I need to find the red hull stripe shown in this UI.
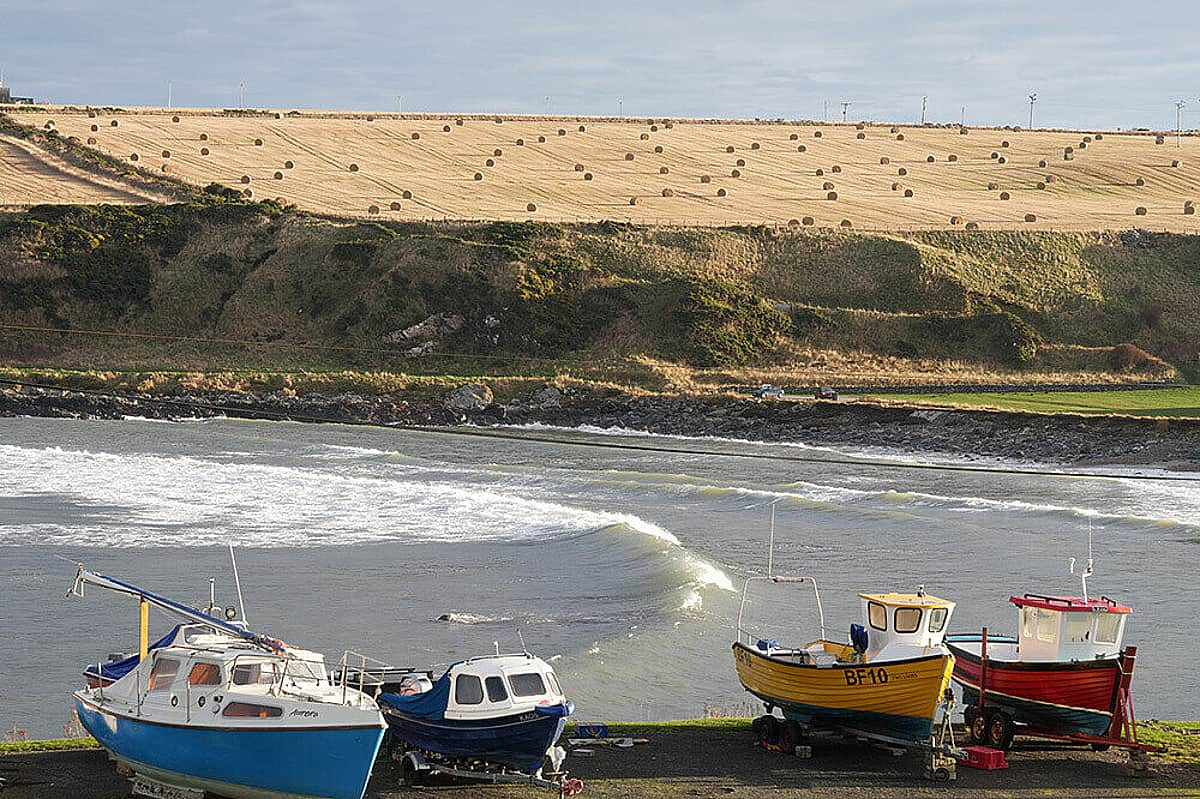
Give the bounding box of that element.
[949,648,1120,714]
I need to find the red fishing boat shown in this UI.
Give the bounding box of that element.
[946,549,1162,753]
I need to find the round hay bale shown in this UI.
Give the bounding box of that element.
[950,215,963,225]
[87,137,97,145]
[716,188,728,197]
[799,216,813,226]
[751,142,761,150]
[831,165,842,173]
[736,158,746,167]
[110,120,119,127]
[998,156,1008,164]
[556,129,566,136]
[1064,153,1074,161]
[160,164,170,173]
[1024,213,1037,222]
[660,166,670,174]
[368,204,380,214]
[891,126,899,134]
[87,111,96,118]
[879,157,890,165]
[172,115,180,123]
[1083,135,1092,143]
[892,182,903,191]
[456,118,464,126]
[827,191,838,201]
[731,169,741,177]
[1064,146,1074,154]
[130,153,139,162]
[516,138,525,146]
[991,152,1000,159]
[161,149,171,158]
[650,125,659,132]
[366,116,375,122]
[855,123,865,130]
[1001,140,1010,147]
[411,132,420,140]
[814,131,822,138]
[1136,177,1146,186]
[640,133,650,140]
[243,188,253,198]
[1095,133,1104,140]
[789,133,799,140]
[856,132,866,140]
[574,163,585,172]
[402,190,413,199]
[1185,200,1195,209]
[663,122,673,129]
[1078,141,1087,149]
[200,147,209,155]
[926,155,935,163]
[485,158,495,167]
[797,145,807,153]
[629,196,638,206]
[493,148,503,157]
[661,188,673,198]
[823,181,835,190]
[699,175,712,184]
[1037,181,1046,190]
[527,202,538,212]
[349,163,359,172]
[583,172,593,180]
[274,112,283,120]
[964,221,983,231]
[948,154,958,162]
[788,218,801,227]
[904,188,914,198]
[896,134,905,141]
[897,167,907,176]
[90,124,99,132]
[494,117,503,124]
[579,125,587,132]
[1135,206,1148,216]
[726,145,735,153]
[1039,159,1048,168]
[474,172,483,181]
[1183,205,1195,215]
[443,125,452,132]
[1171,159,1181,168]
[284,160,294,169]
[987,181,999,190]
[240,175,251,184]
[254,138,263,146]
[390,201,401,211]
[999,191,1011,200]
[199,133,208,141]
[654,145,664,153]
[625,152,635,161]
[1045,174,1056,182]
[840,219,853,228]
[815,168,824,176]
[43,121,54,130]
[274,171,284,180]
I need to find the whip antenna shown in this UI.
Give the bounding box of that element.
[229,544,248,625]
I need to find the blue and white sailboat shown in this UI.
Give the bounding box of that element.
[70,566,387,799]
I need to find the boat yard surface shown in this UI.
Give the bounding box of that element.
[4,724,1199,799]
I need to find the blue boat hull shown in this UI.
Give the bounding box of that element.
[380,704,568,772]
[76,696,385,799]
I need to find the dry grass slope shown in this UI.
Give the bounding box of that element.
[5,108,1200,230]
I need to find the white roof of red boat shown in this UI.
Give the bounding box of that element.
[1009,593,1131,614]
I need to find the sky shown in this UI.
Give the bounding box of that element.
[2,0,1198,130]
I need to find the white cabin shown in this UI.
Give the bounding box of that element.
[1010,594,1130,661]
[858,590,956,662]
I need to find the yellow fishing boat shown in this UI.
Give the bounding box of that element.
[733,577,956,742]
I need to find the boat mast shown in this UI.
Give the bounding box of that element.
[1068,521,1095,602]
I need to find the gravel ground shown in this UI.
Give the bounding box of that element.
[5,729,1198,799]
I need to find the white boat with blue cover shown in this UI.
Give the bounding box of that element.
[70,566,386,799]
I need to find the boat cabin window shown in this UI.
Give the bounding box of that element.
[928,607,948,633]
[894,607,922,634]
[485,676,508,703]
[232,662,278,686]
[148,657,180,691]
[1095,613,1121,645]
[188,662,222,686]
[1036,608,1058,642]
[1064,613,1091,643]
[455,674,484,705]
[222,702,283,718]
[867,602,887,632]
[508,672,547,698]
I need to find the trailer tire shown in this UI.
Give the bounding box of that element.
[933,767,952,781]
[400,756,422,787]
[965,707,987,745]
[987,711,1015,751]
[778,719,802,753]
[753,715,781,747]
[1091,743,1111,752]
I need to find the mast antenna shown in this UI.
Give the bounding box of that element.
[767,499,779,578]
[229,544,248,625]
[1068,519,1095,602]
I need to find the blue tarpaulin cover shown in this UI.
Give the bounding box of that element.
[83,625,181,682]
[377,672,452,721]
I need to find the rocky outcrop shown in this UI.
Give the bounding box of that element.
[442,384,494,411]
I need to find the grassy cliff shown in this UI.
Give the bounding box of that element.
[0,199,1194,392]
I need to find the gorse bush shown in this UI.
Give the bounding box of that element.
[1108,343,1153,371]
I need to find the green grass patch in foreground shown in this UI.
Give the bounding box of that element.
[868,387,1200,418]
[0,737,99,753]
[1139,721,1200,767]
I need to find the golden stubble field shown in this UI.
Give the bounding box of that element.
[7,108,1200,229]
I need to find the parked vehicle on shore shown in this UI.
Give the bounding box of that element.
[751,384,786,399]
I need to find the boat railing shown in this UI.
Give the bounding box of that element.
[336,650,395,705]
[735,575,836,648]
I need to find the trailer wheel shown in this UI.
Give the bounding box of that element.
[400,755,422,787]
[933,767,952,782]
[752,714,781,747]
[964,707,986,745]
[986,711,1015,751]
[778,719,802,753]
[1090,743,1111,752]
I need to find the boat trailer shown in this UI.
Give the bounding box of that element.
[393,747,583,797]
[753,690,965,781]
[965,628,1166,760]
